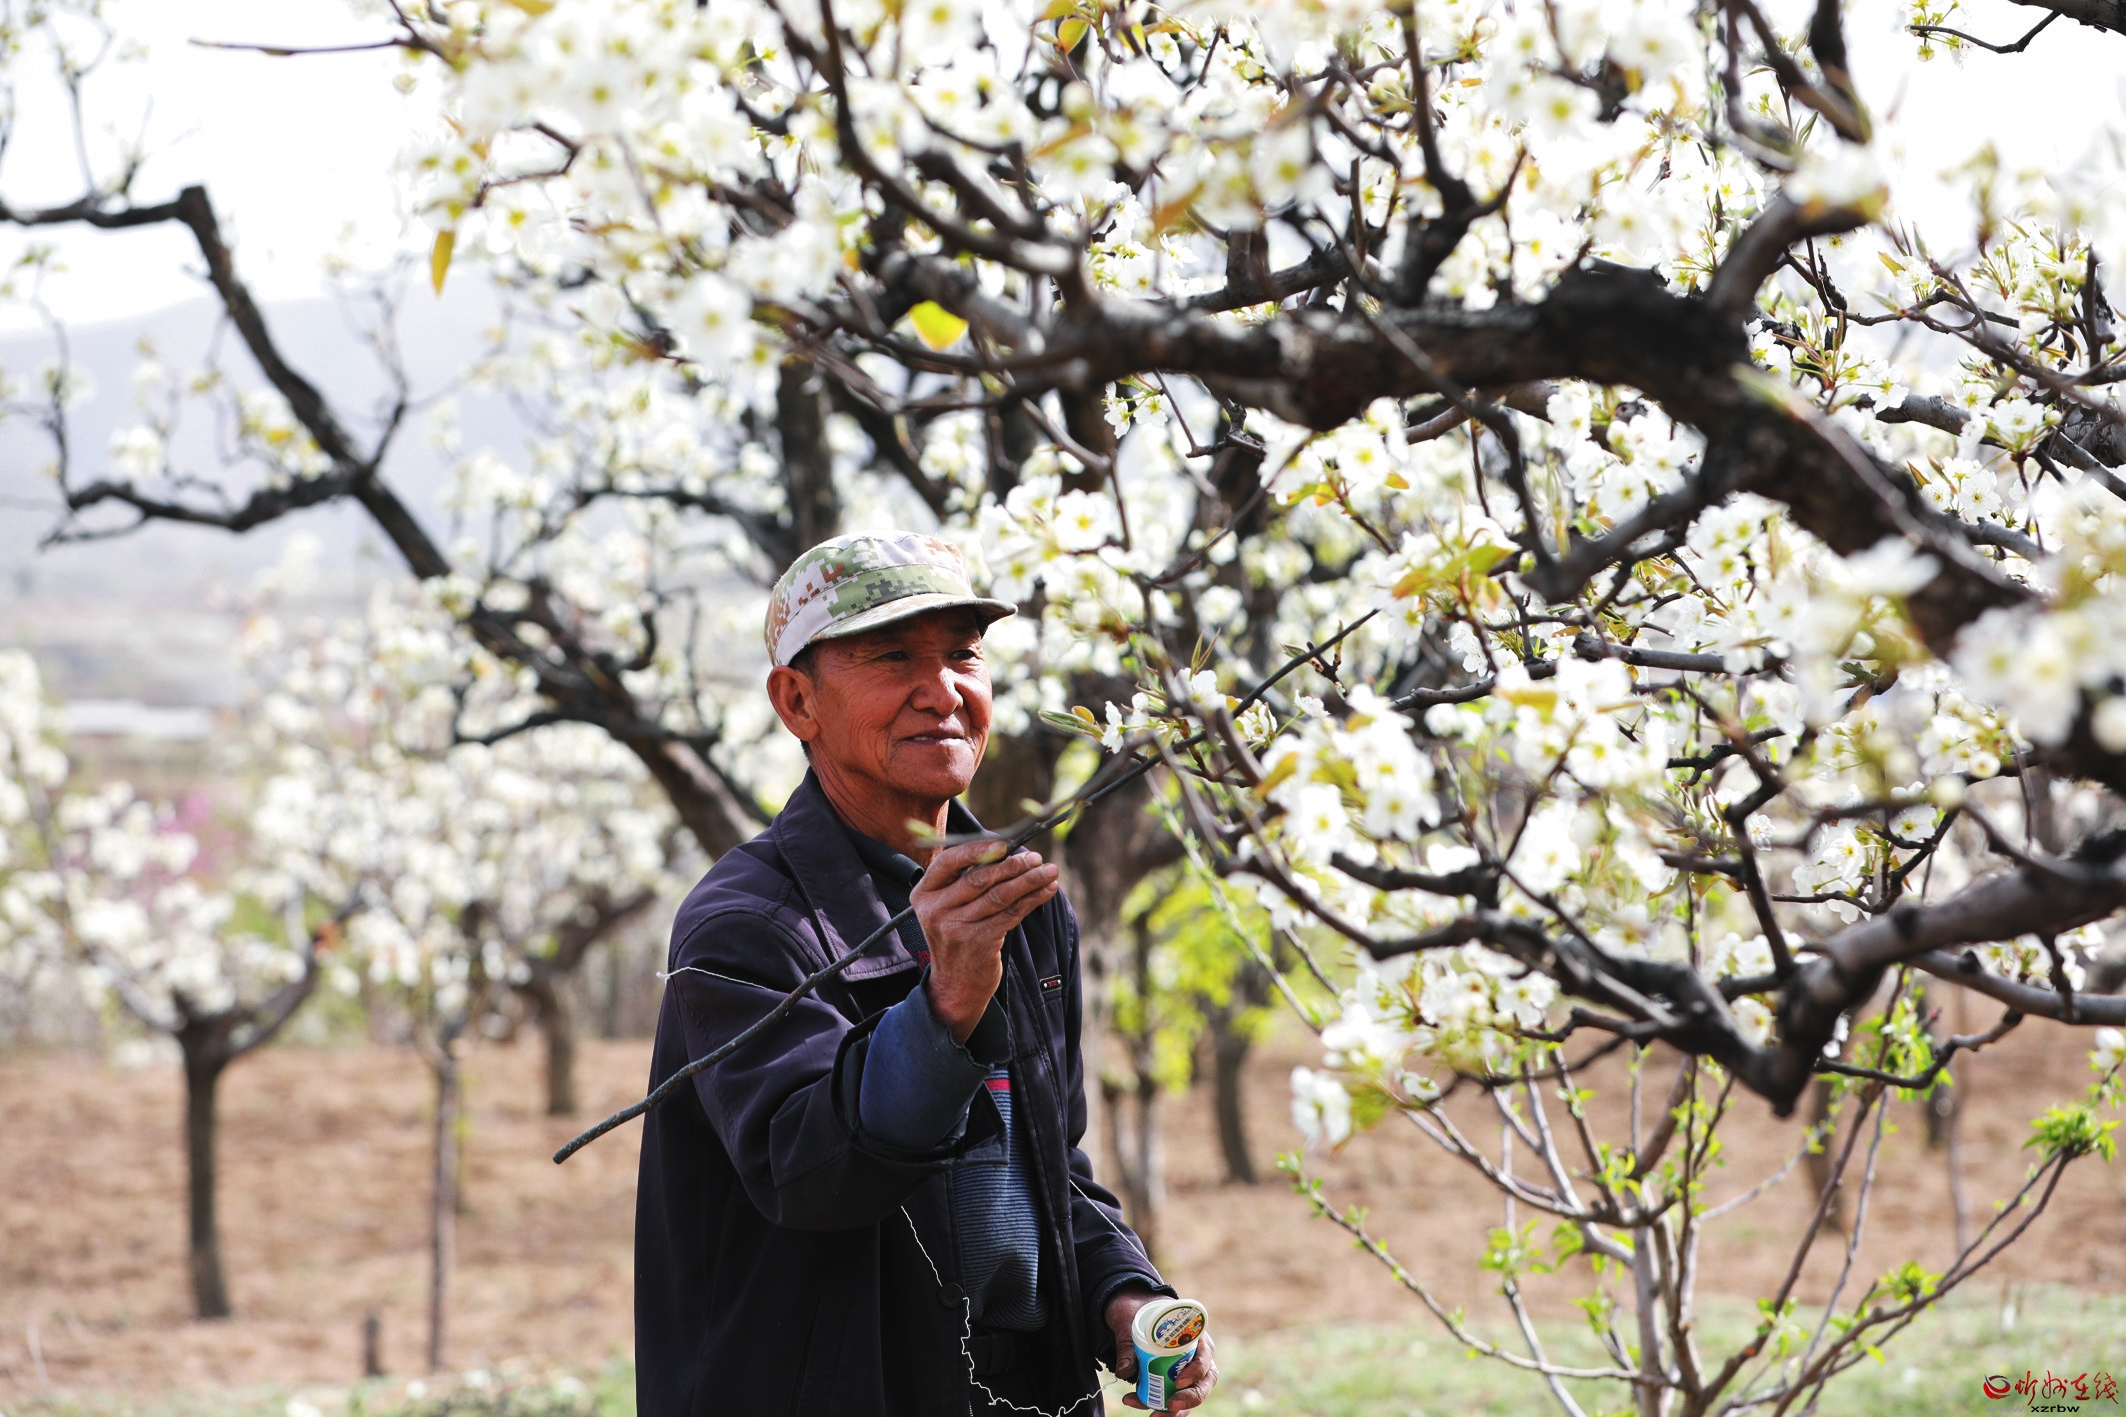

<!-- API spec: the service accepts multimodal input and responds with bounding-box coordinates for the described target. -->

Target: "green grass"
[1217,1286,2126,1416]
[3,1359,634,1417]
[9,1290,2124,1417]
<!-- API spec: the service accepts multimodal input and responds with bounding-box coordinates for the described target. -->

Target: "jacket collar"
[769,770,983,982]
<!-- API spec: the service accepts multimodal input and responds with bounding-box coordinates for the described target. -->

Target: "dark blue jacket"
[634,772,1161,1415]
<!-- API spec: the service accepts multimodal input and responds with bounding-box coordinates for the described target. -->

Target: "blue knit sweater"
[850,831,1052,1331]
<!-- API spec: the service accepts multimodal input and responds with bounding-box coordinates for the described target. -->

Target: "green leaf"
[1039,707,1102,738]
[2025,1103,2119,1161]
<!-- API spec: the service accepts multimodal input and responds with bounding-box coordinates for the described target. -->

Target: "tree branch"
[2002,0,2126,37]
[1705,196,1876,321]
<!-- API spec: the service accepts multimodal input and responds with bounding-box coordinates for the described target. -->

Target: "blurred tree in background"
[0,650,329,1320]
[1105,866,1279,1255]
[241,589,692,1367]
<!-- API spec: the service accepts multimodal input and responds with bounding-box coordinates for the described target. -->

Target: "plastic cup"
[1130,1297,1208,1411]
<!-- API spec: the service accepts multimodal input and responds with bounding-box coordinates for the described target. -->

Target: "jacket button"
[938,1283,965,1308]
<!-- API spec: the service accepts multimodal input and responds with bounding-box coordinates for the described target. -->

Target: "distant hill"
[0,279,527,707]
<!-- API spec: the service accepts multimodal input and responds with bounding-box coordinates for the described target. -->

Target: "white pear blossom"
[1290,1065,1353,1147]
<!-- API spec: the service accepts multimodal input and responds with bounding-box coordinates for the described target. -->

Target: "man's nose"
[907,658,964,716]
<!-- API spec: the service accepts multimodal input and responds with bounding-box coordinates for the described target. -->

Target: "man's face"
[776,609,992,805]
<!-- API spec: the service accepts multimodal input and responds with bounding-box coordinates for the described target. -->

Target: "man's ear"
[766,663,824,747]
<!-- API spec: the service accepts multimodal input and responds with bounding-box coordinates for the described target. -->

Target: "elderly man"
[635,532,1218,1415]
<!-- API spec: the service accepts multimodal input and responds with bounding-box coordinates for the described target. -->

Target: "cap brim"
[808,592,1017,647]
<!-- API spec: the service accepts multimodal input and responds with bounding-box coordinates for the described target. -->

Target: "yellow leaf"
[429,228,456,297]
[1148,193,1196,235]
[500,0,555,12]
[908,300,968,350]
[1496,683,1559,715]
[1258,751,1300,797]
[1058,16,1088,49]
[1029,119,1093,160]
[1070,705,1099,729]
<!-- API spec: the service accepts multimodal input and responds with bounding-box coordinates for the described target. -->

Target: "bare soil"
[3,1011,2122,1407]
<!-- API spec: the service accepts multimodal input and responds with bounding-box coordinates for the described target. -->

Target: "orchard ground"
[4,1013,2124,1415]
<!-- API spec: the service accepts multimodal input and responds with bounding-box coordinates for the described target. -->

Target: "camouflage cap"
[764,531,1015,668]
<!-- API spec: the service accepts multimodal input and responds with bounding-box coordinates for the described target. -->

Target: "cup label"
[1137,1342,1197,1410]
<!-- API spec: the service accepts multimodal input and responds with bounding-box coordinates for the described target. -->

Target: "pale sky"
[0,0,422,334]
[0,0,2117,337]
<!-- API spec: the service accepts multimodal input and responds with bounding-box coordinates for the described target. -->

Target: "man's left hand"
[1103,1287,1217,1411]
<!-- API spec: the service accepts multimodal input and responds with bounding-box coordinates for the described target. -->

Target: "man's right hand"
[911,838,1060,1043]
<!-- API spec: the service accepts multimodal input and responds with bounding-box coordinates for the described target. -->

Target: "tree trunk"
[961,732,1058,853]
[520,970,579,1117]
[1915,981,1959,1153]
[1632,1226,1668,1417]
[1098,1009,1167,1258]
[1205,958,1271,1185]
[1942,983,1974,1253]
[543,980,578,1117]
[1109,915,1164,1261]
[164,967,318,1325]
[629,739,758,859]
[1127,1059,1161,1261]
[544,977,578,1121]
[182,1045,233,1320]
[1208,1010,1257,1185]
[600,942,623,1040]
[1054,767,1183,1234]
[1804,1077,1844,1233]
[1099,1074,1133,1221]
[517,892,659,1114]
[428,1054,462,1372]
[777,360,842,558]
